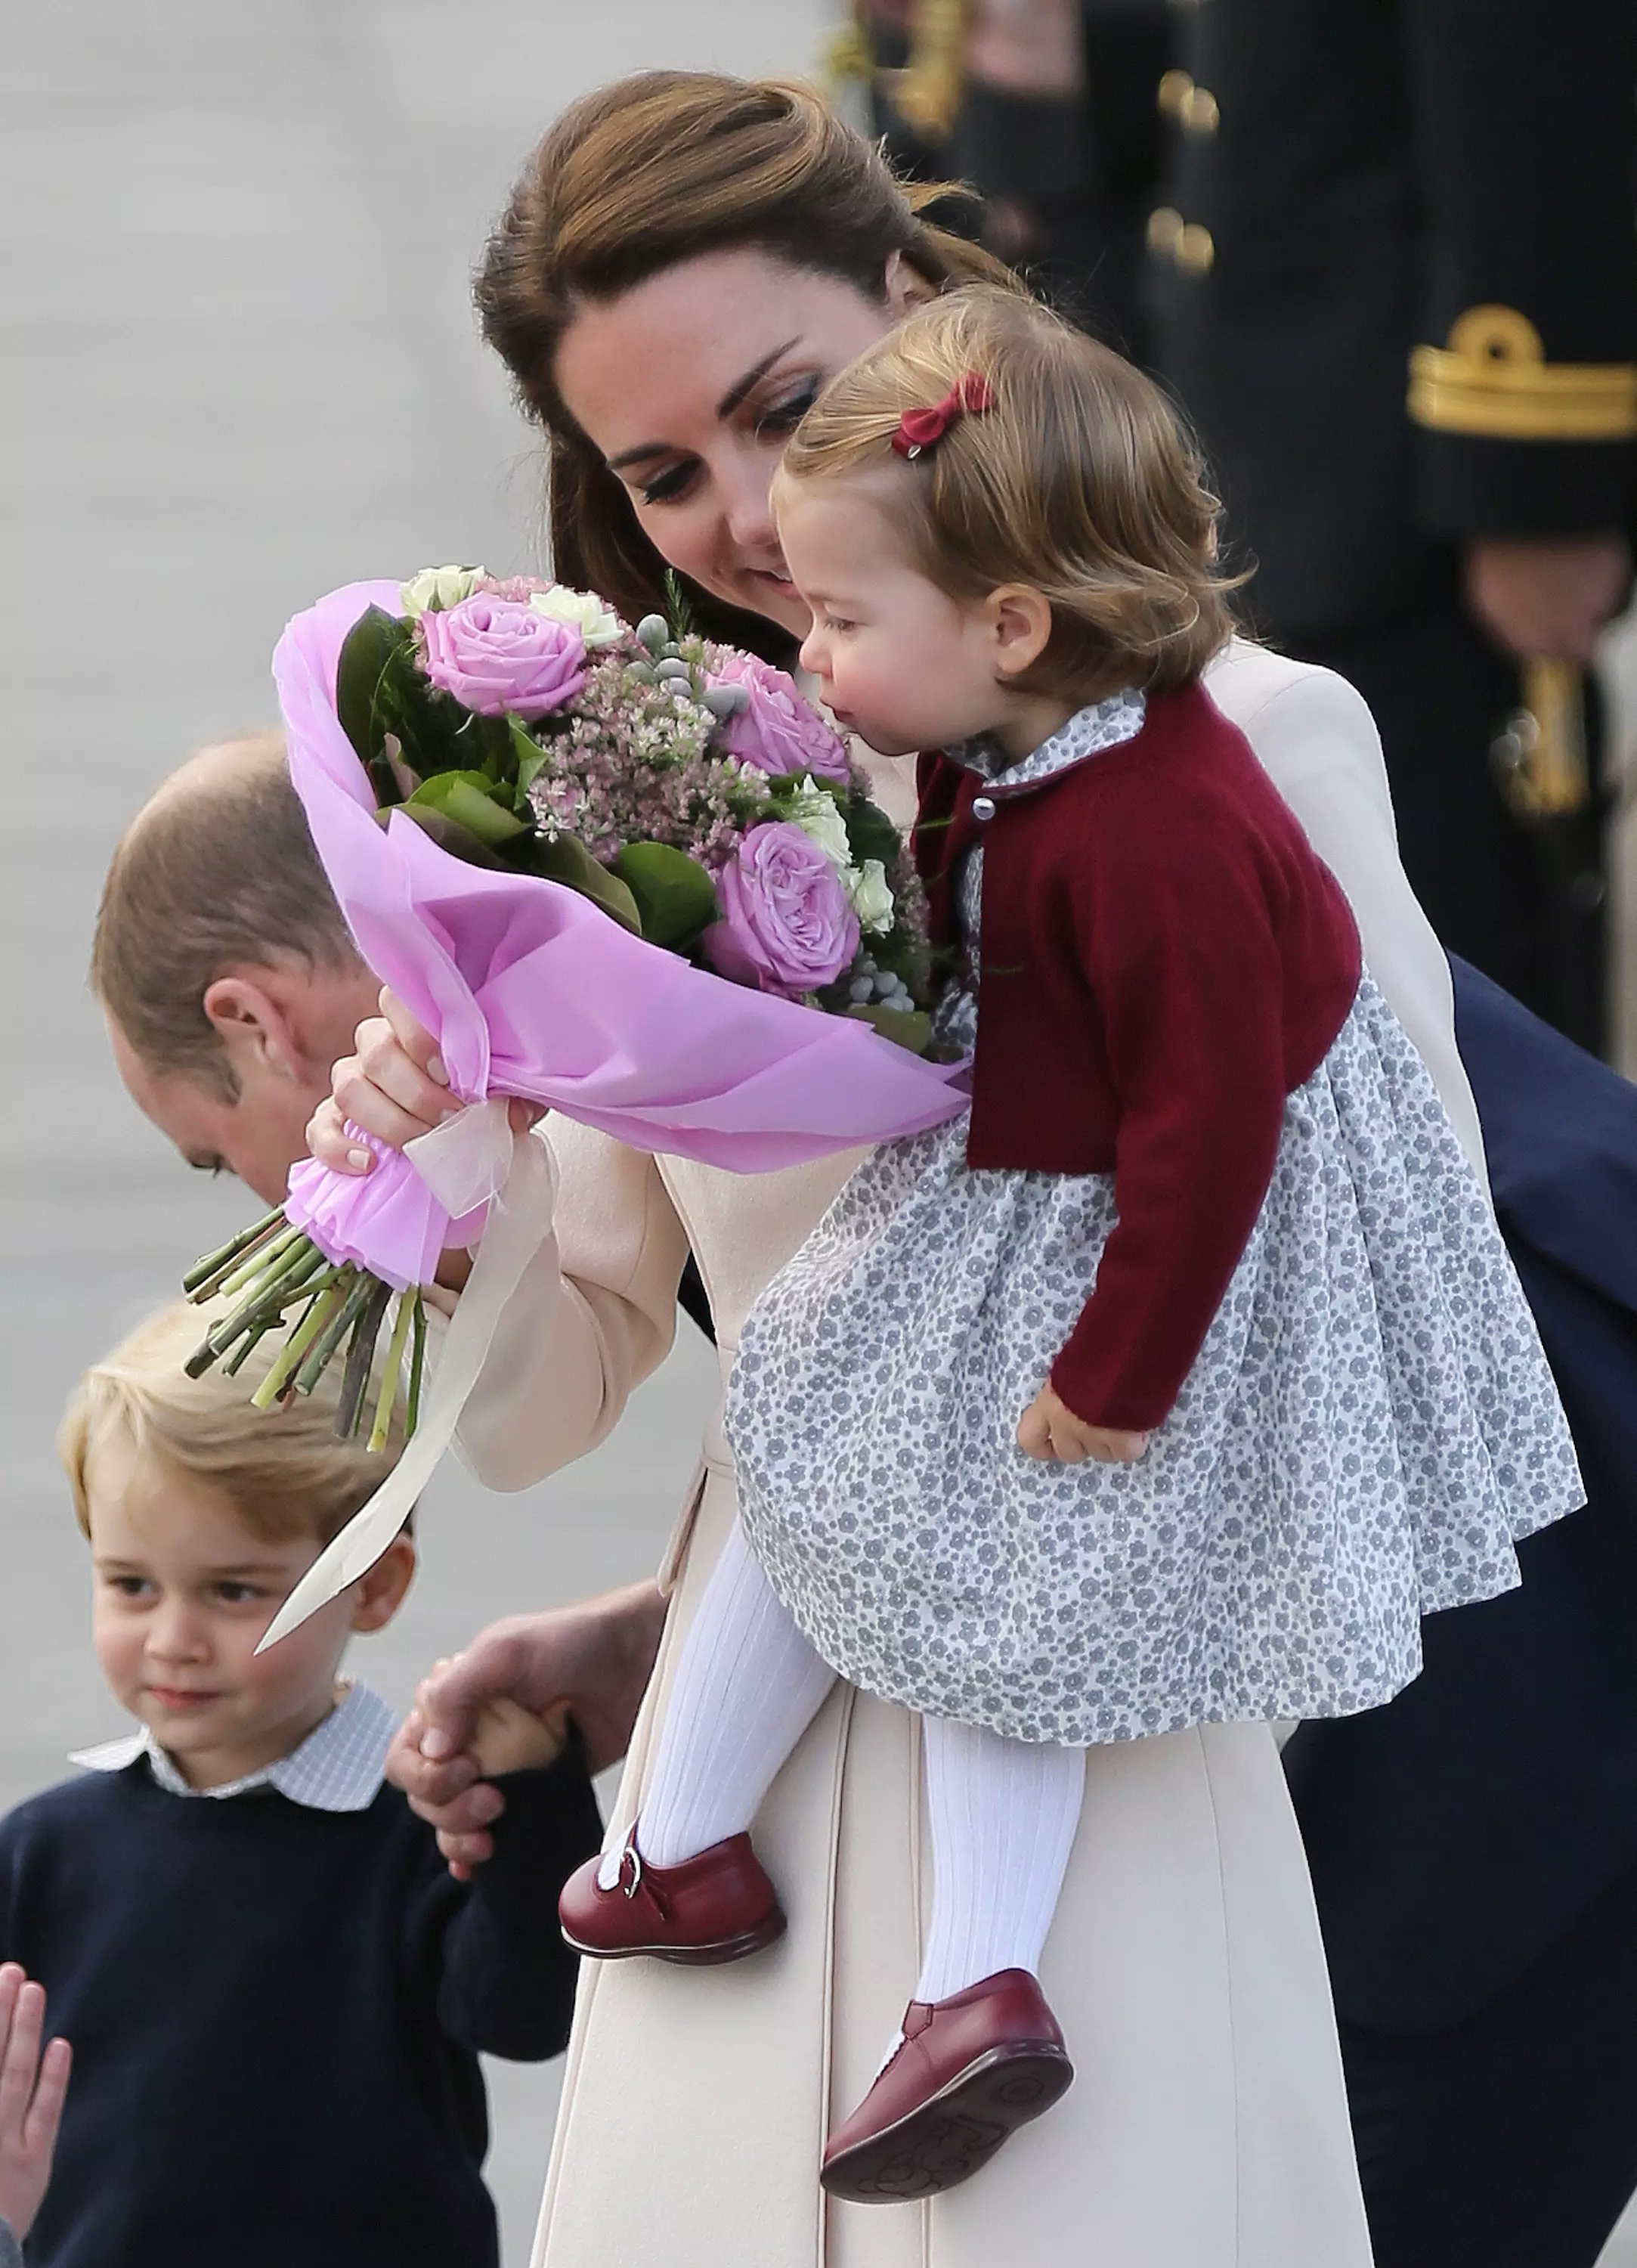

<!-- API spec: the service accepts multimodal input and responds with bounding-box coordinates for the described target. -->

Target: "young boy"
[0,1300,602,2268]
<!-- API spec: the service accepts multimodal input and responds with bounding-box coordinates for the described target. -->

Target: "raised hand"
[0,1965,70,2243]
[1017,1384,1148,1466]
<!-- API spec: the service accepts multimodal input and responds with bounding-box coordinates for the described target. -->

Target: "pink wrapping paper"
[278,584,970,1288]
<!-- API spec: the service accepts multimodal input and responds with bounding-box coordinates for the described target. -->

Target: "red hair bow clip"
[891,372,995,460]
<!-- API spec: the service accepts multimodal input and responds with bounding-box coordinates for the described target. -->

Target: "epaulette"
[1409,307,1637,441]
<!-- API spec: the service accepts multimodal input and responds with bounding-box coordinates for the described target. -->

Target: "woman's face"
[554,246,928,640]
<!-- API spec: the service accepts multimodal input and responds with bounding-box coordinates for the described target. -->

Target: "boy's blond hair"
[60,1300,407,1548]
[777,287,1242,702]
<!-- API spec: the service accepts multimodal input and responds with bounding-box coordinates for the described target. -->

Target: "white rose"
[844,857,896,935]
[785,776,855,872]
[400,564,487,617]
[530,584,624,648]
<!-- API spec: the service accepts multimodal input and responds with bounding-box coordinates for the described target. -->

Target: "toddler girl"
[558,288,1583,2203]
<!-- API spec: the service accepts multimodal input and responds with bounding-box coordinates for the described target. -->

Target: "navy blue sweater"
[0,1745,602,2266]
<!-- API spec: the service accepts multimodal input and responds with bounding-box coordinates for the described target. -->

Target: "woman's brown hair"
[778,288,1240,699]
[475,71,1019,658]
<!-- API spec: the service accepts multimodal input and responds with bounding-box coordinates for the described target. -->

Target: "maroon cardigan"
[914,683,1362,1431]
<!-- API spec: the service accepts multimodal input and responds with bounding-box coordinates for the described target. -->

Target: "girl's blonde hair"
[60,1300,408,1548]
[778,288,1242,700]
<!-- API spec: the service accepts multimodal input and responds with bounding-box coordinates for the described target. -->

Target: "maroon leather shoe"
[821,1969,1073,2202]
[558,1830,786,1966]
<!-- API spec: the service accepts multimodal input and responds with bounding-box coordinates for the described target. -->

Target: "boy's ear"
[986,584,1055,678]
[349,1535,417,1634]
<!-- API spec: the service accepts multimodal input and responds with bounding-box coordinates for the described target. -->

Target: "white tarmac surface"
[2,4,1632,2259]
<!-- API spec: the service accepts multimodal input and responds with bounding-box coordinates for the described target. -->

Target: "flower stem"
[406,1295,427,1438]
[295,1269,370,1396]
[182,1207,287,1298]
[336,1278,393,1440]
[368,1290,418,1452]
[215,1222,303,1303]
[206,1241,330,1360]
[251,1278,351,1411]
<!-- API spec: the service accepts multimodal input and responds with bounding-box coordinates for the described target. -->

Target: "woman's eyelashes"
[639,458,697,507]
[752,376,821,438]
[633,378,825,507]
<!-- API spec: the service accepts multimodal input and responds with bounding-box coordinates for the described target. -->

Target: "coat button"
[971,795,997,822]
[1176,223,1215,274]
[1147,206,1184,260]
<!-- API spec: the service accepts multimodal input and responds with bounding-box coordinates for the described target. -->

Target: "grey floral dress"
[726,695,1584,1746]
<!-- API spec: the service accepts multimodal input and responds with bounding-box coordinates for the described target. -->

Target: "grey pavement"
[3,6,1635,2263]
[1,5,818,2260]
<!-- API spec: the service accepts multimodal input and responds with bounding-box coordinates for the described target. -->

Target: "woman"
[317,72,1475,2266]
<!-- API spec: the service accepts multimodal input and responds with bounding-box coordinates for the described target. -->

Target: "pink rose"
[703,822,861,998]
[707,651,852,783]
[419,594,586,717]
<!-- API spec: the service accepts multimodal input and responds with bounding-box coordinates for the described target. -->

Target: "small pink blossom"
[419,594,586,718]
[706,651,852,784]
[703,820,860,998]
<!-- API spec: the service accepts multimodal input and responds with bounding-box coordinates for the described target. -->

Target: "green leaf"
[611,841,719,950]
[335,606,411,767]
[508,716,550,805]
[405,771,529,847]
[384,805,507,869]
[843,794,903,872]
[845,1002,933,1056]
[534,834,643,934]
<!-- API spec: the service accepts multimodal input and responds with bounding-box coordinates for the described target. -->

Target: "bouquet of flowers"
[184,568,966,1450]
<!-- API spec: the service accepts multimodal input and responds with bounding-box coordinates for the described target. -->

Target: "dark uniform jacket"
[1153,0,1637,637]
[1285,958,1637,2031]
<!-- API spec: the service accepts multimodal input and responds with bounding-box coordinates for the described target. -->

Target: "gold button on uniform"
[1183,85,1219,134]
[1157,69,1194,117]
[1176,222,1215,273]
[1147,205,1184,256]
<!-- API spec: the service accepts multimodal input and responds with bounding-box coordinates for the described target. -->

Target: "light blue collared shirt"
[69,1679,396,1813]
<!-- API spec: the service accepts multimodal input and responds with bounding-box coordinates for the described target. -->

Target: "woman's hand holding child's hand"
[1018,1386,1148,1466]
[0,1964,70,2243]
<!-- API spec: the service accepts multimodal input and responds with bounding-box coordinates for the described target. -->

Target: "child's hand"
[1017,1386,1149,1465]
[0,1964,71,2242]
[466,1690,571,1782]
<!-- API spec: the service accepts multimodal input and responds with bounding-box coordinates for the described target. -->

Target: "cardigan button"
[971,795,997,821]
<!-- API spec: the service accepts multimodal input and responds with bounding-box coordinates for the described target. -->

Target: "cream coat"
[457,643,1472,2266]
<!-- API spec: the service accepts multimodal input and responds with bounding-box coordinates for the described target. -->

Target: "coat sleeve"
[1049,827,1292,1433]
[1403,0,1637,537]
[454,1116,691,1492]
[432,1743,605,2062]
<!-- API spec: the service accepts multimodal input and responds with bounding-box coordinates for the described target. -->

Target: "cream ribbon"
[258,1103,559,1652]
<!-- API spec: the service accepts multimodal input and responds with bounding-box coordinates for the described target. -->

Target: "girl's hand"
[0,1965,71,2242]
[307,987,465,1174]
[1017,1386,1149,1465]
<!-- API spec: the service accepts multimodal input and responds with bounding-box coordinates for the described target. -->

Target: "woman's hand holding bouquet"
[184,566,964,1445]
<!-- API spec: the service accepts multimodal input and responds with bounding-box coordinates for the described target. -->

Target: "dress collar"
[954,688,1147,795]
[69,1680,395,1813]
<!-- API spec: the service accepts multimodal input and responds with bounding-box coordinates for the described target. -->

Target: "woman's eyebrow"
[605,339,806,472]
[715,338,802,420]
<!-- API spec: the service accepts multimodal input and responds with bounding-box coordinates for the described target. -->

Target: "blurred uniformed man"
[1153,0,1636,1052]
[833,0,1172,358]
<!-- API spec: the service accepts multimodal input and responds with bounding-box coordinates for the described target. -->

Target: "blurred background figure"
[1150,0,1637,1052]
[832,0,1171,358]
